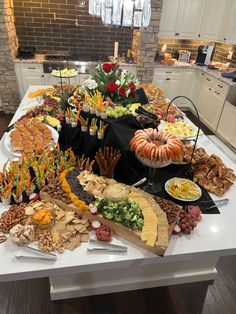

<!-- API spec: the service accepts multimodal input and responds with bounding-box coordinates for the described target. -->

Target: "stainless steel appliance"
[17,46,36,59]
[195,45,215,66]
[42,54,108,74]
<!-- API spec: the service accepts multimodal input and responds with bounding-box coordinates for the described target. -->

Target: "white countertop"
[0,86,236,282]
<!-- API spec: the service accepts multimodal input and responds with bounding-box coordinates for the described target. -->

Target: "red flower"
[128,82,136,92]
[119,87,126,97]
[106,82,119,94]
[102,63,115,73]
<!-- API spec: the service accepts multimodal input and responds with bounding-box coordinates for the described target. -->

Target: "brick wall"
[157,38,236,66]
[13,0,133,57]
[0,0,20,113]
[132,0,163,83]
[214,43,236,65]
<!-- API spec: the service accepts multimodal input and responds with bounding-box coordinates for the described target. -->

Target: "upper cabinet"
[159,0,235,44]
[219,0,236,44]
[159,0,182,37]
[178,0,205,38]
[199,0,226,40]
[159,0,204,38]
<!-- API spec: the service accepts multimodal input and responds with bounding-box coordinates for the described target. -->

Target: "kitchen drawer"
[154,67,182,76]
[199,71,215,87]
[20,63,43,72]
[213,79,229,94]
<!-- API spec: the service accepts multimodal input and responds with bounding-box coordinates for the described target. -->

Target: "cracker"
[64,235,81,250]
[80,233,89,242]
[56,211,65,221]
[64,211,75,223]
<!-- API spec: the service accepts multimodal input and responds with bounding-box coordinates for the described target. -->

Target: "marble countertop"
[0,86,236,282]
[14,54,137,67]
[155,62,236,86]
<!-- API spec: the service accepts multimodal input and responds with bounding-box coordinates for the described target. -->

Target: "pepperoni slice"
[96,225,113,242]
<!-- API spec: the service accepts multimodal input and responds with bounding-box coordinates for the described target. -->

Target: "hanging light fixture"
[88,0,151,28]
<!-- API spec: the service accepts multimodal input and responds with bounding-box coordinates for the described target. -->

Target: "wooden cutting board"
[40,192,180,256]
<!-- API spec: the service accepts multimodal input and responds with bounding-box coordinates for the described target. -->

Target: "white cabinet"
[159,0,205,39]
[159,0,182,37]
[220,0,236,44]
[178,0,205,38]
[15,63,45,99]
[197,83,225,131]
[159,0,231,43]
[217,101,236,148]
[178,69,195,107]
[153,68,182,101]
[199,0,226,40]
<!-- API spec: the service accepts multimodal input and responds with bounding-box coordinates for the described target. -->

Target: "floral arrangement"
[82,63,138,107]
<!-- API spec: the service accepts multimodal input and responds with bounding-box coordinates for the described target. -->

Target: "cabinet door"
[22,73,45,94]
[159,0,182,37]
[217,101,236,148]
[178,0,205,38]
[224,2,236,44]
[167,75,182,101]
[204,90,225,130]
[200,0,226,40]
[197,84,210,116]
[178,70,194,107]
[152,75,169,96]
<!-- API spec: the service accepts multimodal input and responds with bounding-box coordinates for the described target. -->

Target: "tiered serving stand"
[136,96,201,193]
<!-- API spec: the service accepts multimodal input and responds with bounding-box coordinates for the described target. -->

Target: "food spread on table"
[51,68,78,77]
[165,177,202,201]
[0,62,235,258]
[10,118,55,154]
[130,128,183,165]
[159,119,203,139]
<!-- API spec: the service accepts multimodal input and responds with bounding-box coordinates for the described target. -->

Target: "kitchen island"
[0,86,236,300]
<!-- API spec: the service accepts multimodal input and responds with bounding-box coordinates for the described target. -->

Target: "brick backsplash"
[13,0,133,57]
[158,38,236,66]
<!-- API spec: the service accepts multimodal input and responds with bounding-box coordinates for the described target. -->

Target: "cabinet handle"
[166,71,172,73]
[166,78,170,80]
[201,73,205,75]
[198,34,201,37]
[218,84,223,88]
[41,75,44,77]
[215,91,220,95]
[224,38,226,41]
[206,78,211,81]
[27,67,35,69]
[209,88,211,91]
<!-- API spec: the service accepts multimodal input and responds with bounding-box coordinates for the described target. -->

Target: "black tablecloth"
[59,113,143,181]
[59,113,220,214]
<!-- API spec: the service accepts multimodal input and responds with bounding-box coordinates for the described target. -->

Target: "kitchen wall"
[157,38,236,66]
[132,0,163,82]
[13,0,133,57]
[0,0,20,113]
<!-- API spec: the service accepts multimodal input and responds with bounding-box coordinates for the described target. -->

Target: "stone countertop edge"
[14,57,137,67]
[154,63,236,86]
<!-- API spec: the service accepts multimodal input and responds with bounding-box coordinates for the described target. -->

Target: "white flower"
[83,78,98,90]
[115,80,121,86]
[126,88,131,97]
[121,70,128,78]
